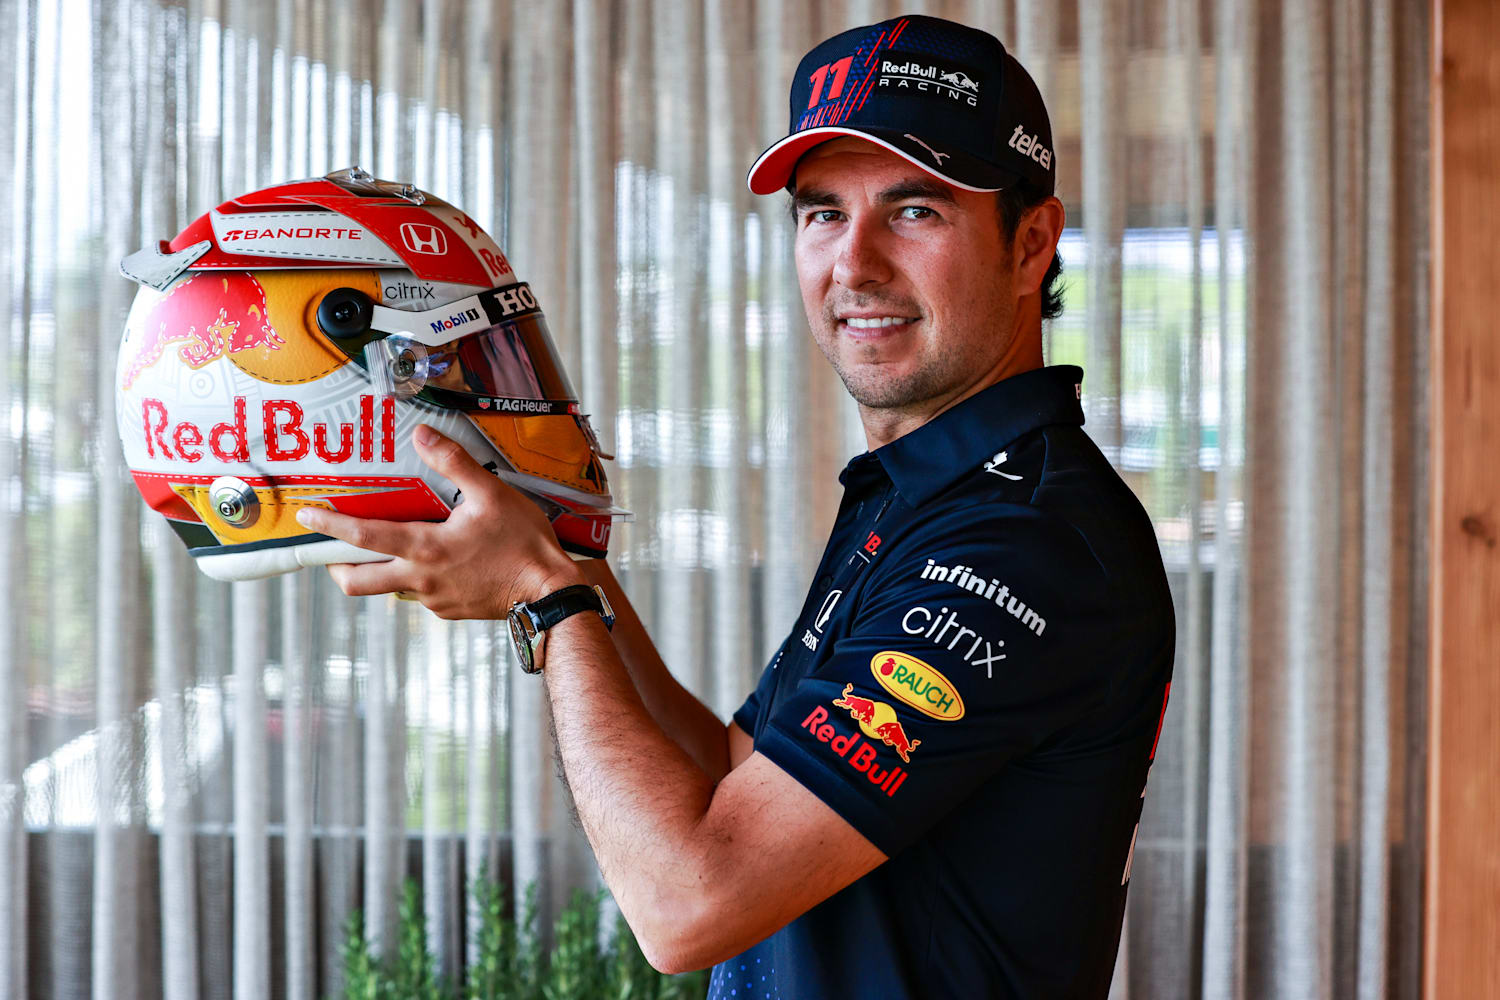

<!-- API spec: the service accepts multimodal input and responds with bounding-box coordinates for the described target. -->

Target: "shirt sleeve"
[753,506,1115,856]
[731,638,788,736]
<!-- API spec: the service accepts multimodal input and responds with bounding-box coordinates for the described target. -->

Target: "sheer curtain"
[0,0,1428,997]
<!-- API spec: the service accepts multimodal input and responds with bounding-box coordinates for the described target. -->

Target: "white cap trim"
[746,127,1004,196]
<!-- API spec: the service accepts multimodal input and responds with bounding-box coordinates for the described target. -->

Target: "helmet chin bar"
[197,537,393,582]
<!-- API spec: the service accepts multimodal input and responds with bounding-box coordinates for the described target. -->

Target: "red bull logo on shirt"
[870,651,965,720]
[831,683,922,763]
[801,702,912,792]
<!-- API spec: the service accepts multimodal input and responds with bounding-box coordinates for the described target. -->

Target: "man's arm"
[301,428,885,972]
[727,719,754,769]
[539,608,887,973]
[573,557,732,781]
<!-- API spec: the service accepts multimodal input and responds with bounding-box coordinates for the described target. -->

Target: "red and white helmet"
[116,167,623,581]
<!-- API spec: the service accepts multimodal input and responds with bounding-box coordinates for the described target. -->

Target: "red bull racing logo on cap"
[876,56,982,107]
[870,651,964,721]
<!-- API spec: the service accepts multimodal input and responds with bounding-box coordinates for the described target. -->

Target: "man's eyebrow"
[790,187,844,215]
[787,178,957,220]
[876,179,958,205]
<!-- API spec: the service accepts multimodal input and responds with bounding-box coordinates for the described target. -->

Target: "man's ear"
[1015,196,1065,297]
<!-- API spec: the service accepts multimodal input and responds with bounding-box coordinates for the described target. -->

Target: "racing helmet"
[116,167,624,582]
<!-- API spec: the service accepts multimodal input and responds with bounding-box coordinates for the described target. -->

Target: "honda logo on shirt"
[400,222,447,255]
[814,590,843,633]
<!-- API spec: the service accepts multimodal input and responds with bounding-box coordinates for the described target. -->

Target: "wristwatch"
[508,583,616,674]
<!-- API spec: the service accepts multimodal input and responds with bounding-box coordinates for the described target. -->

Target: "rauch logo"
[869,650,965,721]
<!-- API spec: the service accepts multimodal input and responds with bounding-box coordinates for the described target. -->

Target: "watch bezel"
[508,603,542,673]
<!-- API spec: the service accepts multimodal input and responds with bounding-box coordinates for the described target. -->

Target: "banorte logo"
[121,272,284,390]
[870,650,965,720]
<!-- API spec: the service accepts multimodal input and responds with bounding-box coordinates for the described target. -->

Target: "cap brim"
[745,127,1017,196]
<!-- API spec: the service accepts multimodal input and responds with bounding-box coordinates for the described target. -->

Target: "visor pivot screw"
[209,477,260,529]
[316,288,374,339]
[393,352,417,380]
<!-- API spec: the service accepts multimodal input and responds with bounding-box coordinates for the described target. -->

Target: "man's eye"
[805,209,842,224]
[899,205,935,220]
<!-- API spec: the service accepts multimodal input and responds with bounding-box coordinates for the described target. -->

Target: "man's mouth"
[838,314,920,336]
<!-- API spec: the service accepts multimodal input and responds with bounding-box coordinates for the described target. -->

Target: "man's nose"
[832,216,893,289]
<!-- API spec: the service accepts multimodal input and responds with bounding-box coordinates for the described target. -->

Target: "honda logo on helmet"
[400,222,447,255]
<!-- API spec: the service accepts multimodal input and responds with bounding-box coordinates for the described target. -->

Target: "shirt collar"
[853,365,1085,506]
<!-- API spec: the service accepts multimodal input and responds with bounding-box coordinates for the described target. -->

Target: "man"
[299,14,1175,999]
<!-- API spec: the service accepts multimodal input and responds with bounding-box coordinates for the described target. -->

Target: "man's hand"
[297,424,582,618]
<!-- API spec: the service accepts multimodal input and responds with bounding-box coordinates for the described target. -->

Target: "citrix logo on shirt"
[899,603,1006,677]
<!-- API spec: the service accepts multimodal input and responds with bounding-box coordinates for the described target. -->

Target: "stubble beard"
[829,346,954,410]
[817,307,975,413]
[816,297,952,411]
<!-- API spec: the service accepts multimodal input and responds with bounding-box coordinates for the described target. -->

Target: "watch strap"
[528,583,615,633]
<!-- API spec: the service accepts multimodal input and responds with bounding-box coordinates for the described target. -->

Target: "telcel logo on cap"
[1008,125,1052,170]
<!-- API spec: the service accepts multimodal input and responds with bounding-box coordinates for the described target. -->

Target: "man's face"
[792,138,1017,413]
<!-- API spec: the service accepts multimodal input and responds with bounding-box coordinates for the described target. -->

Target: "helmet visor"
[364,282,578,414]
[422,311,576,407]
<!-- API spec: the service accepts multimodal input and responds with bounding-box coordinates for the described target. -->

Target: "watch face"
[508,608,536,672]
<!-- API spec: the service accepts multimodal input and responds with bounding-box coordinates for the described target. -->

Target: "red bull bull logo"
[801,703,911,796]
[872,720,920,763]
[832,684,877,724]
[830,683,922,764]
[121,273,283,390]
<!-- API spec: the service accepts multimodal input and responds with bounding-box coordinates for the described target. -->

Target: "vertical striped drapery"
[0,0,1427,997]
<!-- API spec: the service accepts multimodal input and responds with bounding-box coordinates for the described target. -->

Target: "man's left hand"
[297,424,582,619]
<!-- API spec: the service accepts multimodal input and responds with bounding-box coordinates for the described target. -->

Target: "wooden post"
[1425,0,1500,996]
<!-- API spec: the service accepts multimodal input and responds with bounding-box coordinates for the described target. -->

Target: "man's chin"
[839,367,945,411]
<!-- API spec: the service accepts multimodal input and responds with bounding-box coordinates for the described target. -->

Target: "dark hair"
[996,181,1065,320]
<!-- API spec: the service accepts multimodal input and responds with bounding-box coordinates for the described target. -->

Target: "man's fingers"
[412,424,496,498]
[327,559,421,597]
[296,506,420,558]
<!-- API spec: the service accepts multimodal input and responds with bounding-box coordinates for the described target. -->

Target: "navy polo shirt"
[708,366,1175,1000]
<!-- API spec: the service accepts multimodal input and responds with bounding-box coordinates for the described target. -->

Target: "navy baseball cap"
[747,14,1055,197]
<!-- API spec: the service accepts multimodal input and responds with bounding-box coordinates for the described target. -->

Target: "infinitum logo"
[918,558,1046,636]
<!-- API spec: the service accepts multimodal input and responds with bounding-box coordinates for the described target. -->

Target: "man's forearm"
[538,607,721,964]
[575,558,731,780]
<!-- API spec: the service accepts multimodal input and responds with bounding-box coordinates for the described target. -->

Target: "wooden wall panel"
[1425,0,1500,996]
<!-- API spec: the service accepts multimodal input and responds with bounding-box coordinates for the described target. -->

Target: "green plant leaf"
[330,871,703,1000]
